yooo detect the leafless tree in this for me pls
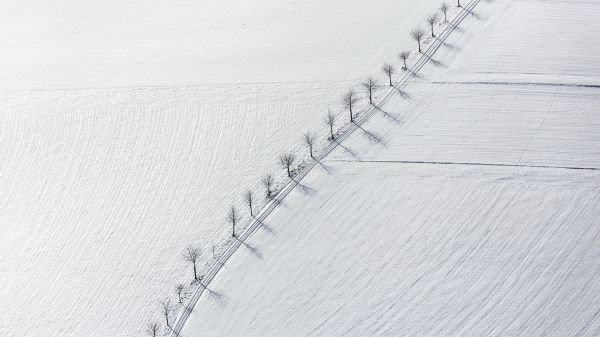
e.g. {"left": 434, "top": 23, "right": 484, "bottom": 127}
{"left": 410, "top": 27, "right": 425, "bottom": 53}
{"left": 182, "top": 246, "right": 201, "bottom": 282}
{"left": 227, "top": 206, "right": 240, "bottom": 237}
{"left": 362, "top": 77, "right": 381, "bottom": 105}
{"left": 160, "top": 299, "right": 172, "bottom": 328}
{"left": 342, "top": 89, "right": 360, "bottom": 123}
{"left": 381, "top": 64, "right": 396, "bottom": 86}
{"left": 145, "top": 321, "right": 160, "bottom": 337}
{"left": 427, "top": 14, "right": 439, "bottom": 37}
{"left": 399, "top": 51, "right": 410, "bottom": 70}
{"left": 441, "top": 3, "right": 449, "bottom": 22}
{"left": 262, "top": 174, "right": 275, "bottom": 199}
{"left": 244, "top": 190, "right": 254, "bottom": 217}
{"left": 325, "top": 112, "right": 336, "bottom": 140}
{"left": 279, "top": 152, "right": 296, "bottom": 178}
{"left": 457, "top": 0, "right": 461, "bottom": 8}
{"left": 175, "top": 284, "right": 185, "bottom": 304}
{"left": 303, "top": 132, "right": 316, "bottom": 158}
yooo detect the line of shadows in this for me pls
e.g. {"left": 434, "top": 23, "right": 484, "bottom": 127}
{"left": 374, "top": 105, "right": 402, "bottom": 124}
{"left": 354, "top": 122, "right": 387, "bottom": 146}
{"left": 464, "top": 6, "right": 485, "bottom": 21}
{"left": 436, "top": 37, "right": 460, "bottom": 51}
{"left": 423, "top": 53, "right": 447, "bottom": 68}
{"left": 447, "top": 21, "right": 465, "bottom": 33}
{"left": 235, "top": 236, "right": 263, "bottom": 259}
{"left": 391, "top": 85, "right": 412, "bottom": 99}
{"left": 313, "top": 158, "right": 336, "bottom": 174}
{"left": 265, "top": 194, "right": 287, "bottom": 208}
{"left": 292, "top": 178, "right": 317, "bottom": 196}
{"left": 253, "top": 216, "right": 277, "bottom": 236}
{"left": 332, "top": 139, "right": 360, "bottom": 160}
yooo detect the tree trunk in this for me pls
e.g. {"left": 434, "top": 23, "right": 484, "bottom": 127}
{"left": 193, "top": 262, "right": 197, "bottom": 280}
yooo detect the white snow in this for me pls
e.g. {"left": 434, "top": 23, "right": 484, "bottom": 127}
{"left": 0, "top": 0, "right": 454, "bottom": 337}
{"left": 180, "top": 0, "right": 600, "bottom": 336}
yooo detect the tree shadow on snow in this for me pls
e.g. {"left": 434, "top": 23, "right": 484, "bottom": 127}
{"left": 374, "top": 105, "right": 403, "bottom": 124}
{"left": 292, "top": 178, "right": 317, "bottom": 196}
{"left": 391, "top": 85, "right": 412, "bottom": 100}
{"left": 253, "top": 216, "right": 277, "bottom": 236}
{"left": 314, "top": 158, "right": 336, "bottom": 174}
{"left": 423, "top": 53, "right": 447, "bottom": 68}
{"left": 333, "top": 139, "right": 360, "bottom": 160}
{"left": 354, "top": 122, "right": 387, "bottom": 146}
{"left": 235, "top": 236, "right": 263, "bottom": 259}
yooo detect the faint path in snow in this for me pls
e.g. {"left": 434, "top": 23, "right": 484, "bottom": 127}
{"left": 328, "top": 159, "right": 600, "bottom": 172}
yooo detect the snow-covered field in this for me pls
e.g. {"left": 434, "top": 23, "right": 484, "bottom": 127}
{"left": 0, "top": 0, "right": 454, "bottom": 336}
{"left": 181, "top": 0, "right": 600, "bottom": 335}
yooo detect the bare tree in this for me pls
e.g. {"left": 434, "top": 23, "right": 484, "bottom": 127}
{"left": 457, "top": 0, "right": 461, "bottom": 8}
{"left": 362, "top": 77, "right": 381, "bottom": 105}
{"left": 261, "top": 174, "right": 275, "bottom": 199}
{"left": 175, "top": 284, "right": 185, "bottom": 304}
{"left": 244, "top": 190, "right": 254, "bottom": 217}
{"left": 303, "top": 132, "right": 316, "bottom": 158}
{"left": 145, "top": 321, "right": 160, "bottom": 337}
{"left": 279, "top": 152, "right": 296, "bottom": 178}
{"left": 381, "top": 63, "right": 396, "bottom": 86}
{"left": 160, "top": 299, "right": 171, "bottom": 328}
{"left": 227, "top": 206, "right": 240, "bottom": 237}
{"left": 441, "top": 3, "right": 449, "bottom": 22}
{"left": 325, "top": 112, "right": 336, "bottom": 140}
{"left": 410, "top": 28, "right": 425, "bottom": 53}
{"left": 182, "top": 246, "right": 201, "bottom": 282}
{"left": 342, "top": 89, "right": 360, "bottom": 123}
{"left": 427, "top": 14, "right": 439, "bottom": 37}
{"left": 399, "top": 51, "right": 410, "bottom": 70}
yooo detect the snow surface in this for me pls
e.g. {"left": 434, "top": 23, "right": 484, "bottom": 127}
{"left": 181, "top": 0, "right": 600, "bottom": 336}
{"left": 0, "top": 0, "right": 452, "bottom": 336}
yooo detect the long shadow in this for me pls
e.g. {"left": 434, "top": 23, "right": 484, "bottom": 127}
{"left": 374, "top": 105, "right": 402, "bottom": 124}
{"left": 423, "top": 53, "right": 447, "bottom": 68}
{"left": 253, "top": 216, "right": 277, "bottom": 236}
{"left": 437, "top": 37, "right": 460, "bottom": 51}
{"left": 313, "top": 158, "right": 336, "bottom": 174}
{"left": 407, "top": 69, "right": 423, "bottom": 79}
{"left": 391, "top": 85, "right": 412, "bottom": 100}
{"left": 235, "top": 236, "right": 263, "bottom": 259}
{"left": 465, "top": 7, "right": 484, "bottom": 21}
{"left": 447, "top": 21, "right": 465, "bottom": 34}
{"left": 292, "top": 178, "right": 317, "bottom": 196}
{"left": 265, "top": 194, "right": 286, "bottom": 208}
{"left": 332, "top": 139, "right": 360, "bottom": 159}
{"left": 354, "top": 122, "right": 387, "bottom": 146}
{"left": 205, "top": 286, "right": 228, "bottom": 307}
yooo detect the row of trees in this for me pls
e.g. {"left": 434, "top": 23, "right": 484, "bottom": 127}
{"left": 147, "top": 1, "right": 464, "bottom": 335}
